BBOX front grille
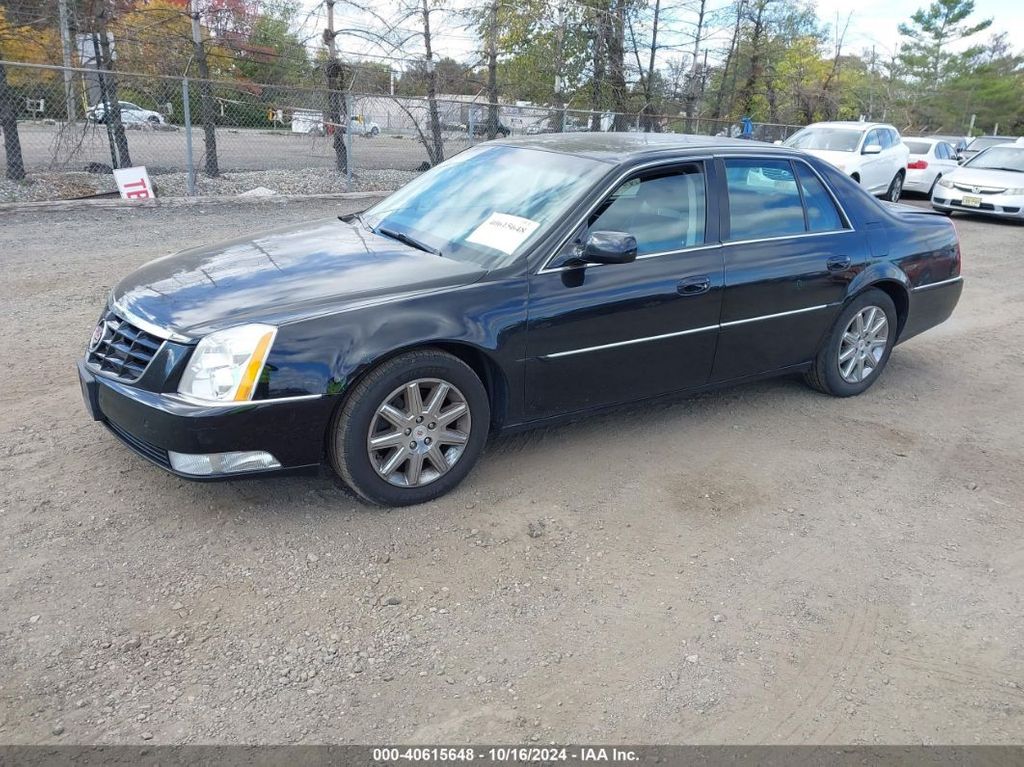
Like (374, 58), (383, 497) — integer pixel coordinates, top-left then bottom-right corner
(106, 420), (171, 469)
(953, 183), (1006, 195)
(87, 309), (164, 382)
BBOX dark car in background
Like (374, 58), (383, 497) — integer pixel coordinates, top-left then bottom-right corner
(960, 135), (1019, 162)
(79, 134), (963, 506)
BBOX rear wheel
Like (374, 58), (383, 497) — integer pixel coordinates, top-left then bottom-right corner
(884, 171), (904, 202)
(329, 349), (490, 506)
(805, 289), (898, 397)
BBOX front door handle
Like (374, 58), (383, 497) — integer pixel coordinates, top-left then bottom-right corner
(826, 256), (852, 271)
(677, 275), (711, 296)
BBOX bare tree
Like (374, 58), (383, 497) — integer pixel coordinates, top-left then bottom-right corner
(420, 0), (445, 165)
(607, 0), (628, 130)
(190, 0), (219, 176)
(0, 61), (26, 180)
(324, 0), (348, 173)
(683, 0), (709, 129)
(484, 0), (499, 138)
(588, 1), (608, 130)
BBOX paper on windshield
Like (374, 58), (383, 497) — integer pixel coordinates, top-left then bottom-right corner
(466, 212), (540, 255)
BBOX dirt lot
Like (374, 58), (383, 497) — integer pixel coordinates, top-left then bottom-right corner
(1, 198), (1022, 745)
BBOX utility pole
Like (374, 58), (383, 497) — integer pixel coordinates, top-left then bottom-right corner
(324, 0), (348, 173)
(57, 0), (77, 121)
(190, 0), (218, 176)
(485, 0), (499, 139)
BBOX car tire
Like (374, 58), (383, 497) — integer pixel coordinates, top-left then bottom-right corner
(804, 288), (898, 398)
(370, 126), (380, 136)
(328, 348), (490, 506)
(884, 171), (904, 202)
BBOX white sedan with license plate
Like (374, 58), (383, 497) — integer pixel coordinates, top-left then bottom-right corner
(932, 144), (1024, 220)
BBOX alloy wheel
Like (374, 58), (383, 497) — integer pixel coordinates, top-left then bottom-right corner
(366, 378), (472, 487)
(838, 306), (889, 384)
(889, 174), (903, 202)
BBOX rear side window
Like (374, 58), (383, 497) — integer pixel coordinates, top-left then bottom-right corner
(795, 164), (844, 233)
(724, 160), (805, 240)
(725, 159), (846, 240)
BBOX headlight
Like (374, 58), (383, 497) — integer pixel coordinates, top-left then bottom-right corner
(1005, 187), (1024, 195)
(938, 177), (955, 189)
(178, 324), (277, 403)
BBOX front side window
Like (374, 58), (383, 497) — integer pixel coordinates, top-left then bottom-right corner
(864, 130), (882, 150)
(585, 164), (707, 255)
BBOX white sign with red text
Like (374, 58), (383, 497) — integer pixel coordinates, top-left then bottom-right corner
(112, 166), (154, 201)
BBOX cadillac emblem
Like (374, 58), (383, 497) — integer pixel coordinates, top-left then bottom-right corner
(89, 321), (110, 352)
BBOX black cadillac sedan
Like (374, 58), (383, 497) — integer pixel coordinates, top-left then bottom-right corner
(79, 134), (963, 506)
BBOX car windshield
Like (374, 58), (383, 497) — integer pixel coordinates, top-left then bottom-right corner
(784, 127), (863, 152)
(964, 146), (1024, 173)
(905, 141), (933, 155)
(362, 145), (608, 268)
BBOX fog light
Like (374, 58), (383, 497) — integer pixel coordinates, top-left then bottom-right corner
(168, 450), (281, 476)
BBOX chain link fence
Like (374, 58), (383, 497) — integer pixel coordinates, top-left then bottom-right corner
(1, 61), (806, 202)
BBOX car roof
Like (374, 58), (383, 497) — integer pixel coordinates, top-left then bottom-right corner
(803, 121), (893, 130)
(493, 132), (800, 163)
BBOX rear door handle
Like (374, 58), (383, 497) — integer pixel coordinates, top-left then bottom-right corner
(677, 275), (711, 296)
(826, 256), (851, 271)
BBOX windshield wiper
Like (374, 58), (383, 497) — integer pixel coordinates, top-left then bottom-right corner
(338, 210), (372, 230)
(376, 226), (442, 256)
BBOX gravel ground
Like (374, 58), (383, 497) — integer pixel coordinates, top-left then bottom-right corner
(1, 198), (1023, 745)
(0, 167), (417, 203)
(1, 125), (457, 202)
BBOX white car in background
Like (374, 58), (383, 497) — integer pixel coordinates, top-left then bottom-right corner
(87, 100), (165, 125)
(902, 137), (961, 196)
(783, 121), (910, 201)
(931, 143), (1024, 220)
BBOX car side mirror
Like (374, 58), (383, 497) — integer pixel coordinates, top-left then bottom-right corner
(862, 143), (883, 155)
(773, 139), (783, 145)
(582, 231), (637, 265)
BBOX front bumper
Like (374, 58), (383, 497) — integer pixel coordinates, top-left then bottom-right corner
(932, 188), (1024, 217)
(78, 360), (334, 480)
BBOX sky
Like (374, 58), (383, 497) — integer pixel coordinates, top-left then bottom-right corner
(299, 0), (1024, 74)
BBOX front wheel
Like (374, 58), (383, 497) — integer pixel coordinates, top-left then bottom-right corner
(804, 289), (898, 397)
(884, 171), (904, 202)
(329, 349), (490, 506)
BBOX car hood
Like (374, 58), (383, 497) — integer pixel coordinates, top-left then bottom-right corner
(945, 167), (1024, 189)
(112, 217), (487, 338)
(795, 148), (858, 170)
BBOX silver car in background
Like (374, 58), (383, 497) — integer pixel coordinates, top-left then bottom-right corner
(932, 142), (1024, 220)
